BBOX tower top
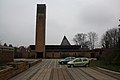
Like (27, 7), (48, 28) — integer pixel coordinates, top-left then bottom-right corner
(37, 4), (46, 13)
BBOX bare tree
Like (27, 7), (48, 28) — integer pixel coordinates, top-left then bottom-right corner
(87, 32), (98, 49)
(101, 28), (119, 48)
(0, 40), (2, 45)
(73, 33), (88, 49)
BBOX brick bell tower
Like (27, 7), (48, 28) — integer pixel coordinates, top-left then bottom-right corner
(35, 4), (46, 58)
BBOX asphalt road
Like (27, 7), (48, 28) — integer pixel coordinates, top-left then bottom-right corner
(10, 59), (120, 80)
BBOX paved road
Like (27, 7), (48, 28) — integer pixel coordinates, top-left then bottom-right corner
(10, 59), (120, 80)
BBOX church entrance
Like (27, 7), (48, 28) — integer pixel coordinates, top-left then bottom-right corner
(37, 52), (43, 58)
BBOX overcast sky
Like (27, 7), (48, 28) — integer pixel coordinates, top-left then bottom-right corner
(0, 0), (120, 47)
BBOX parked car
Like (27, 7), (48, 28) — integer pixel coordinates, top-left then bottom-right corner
(59, 57), (75, 64)
(67, 57), (90, 67)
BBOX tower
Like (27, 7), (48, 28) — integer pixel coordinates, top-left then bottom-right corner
(35, 4), (46, 58)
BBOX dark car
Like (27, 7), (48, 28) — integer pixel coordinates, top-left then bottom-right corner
(59, 57), (75, 64)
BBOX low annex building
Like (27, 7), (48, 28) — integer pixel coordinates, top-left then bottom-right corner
(30, 36), (92, 58)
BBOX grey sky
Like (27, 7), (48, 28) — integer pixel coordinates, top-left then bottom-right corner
(0, 0), (120, 47)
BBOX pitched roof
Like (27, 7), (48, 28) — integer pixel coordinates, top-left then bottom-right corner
(61, 36), (71, 45)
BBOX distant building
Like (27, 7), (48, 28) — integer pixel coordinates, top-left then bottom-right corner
(0, 46), (14, 64)
(14, 46), (30, 58)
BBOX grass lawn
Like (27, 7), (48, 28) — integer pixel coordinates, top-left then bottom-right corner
(90, 60), (120, 72)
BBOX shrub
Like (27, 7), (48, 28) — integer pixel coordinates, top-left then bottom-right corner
(100, 48), (120, 65)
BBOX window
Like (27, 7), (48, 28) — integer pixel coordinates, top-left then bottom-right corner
(83, 59), (88, 61)
(74, 59), (82, 62)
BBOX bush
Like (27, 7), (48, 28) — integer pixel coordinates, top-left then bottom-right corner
(100, 49), (120, 65)
(90, 60), (120, 72)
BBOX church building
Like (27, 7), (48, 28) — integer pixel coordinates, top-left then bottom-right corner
(29, 4), (92, 58)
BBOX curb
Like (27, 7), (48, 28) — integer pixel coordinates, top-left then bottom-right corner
(97, 67), (120, 74)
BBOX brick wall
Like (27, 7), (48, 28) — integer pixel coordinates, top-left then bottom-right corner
(0, 61), (29, 80)
(0, 67), (14, 80)
(45, 51), (92, 58)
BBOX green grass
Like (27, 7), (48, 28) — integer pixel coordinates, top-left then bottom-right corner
(90, 60), (120, 72)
